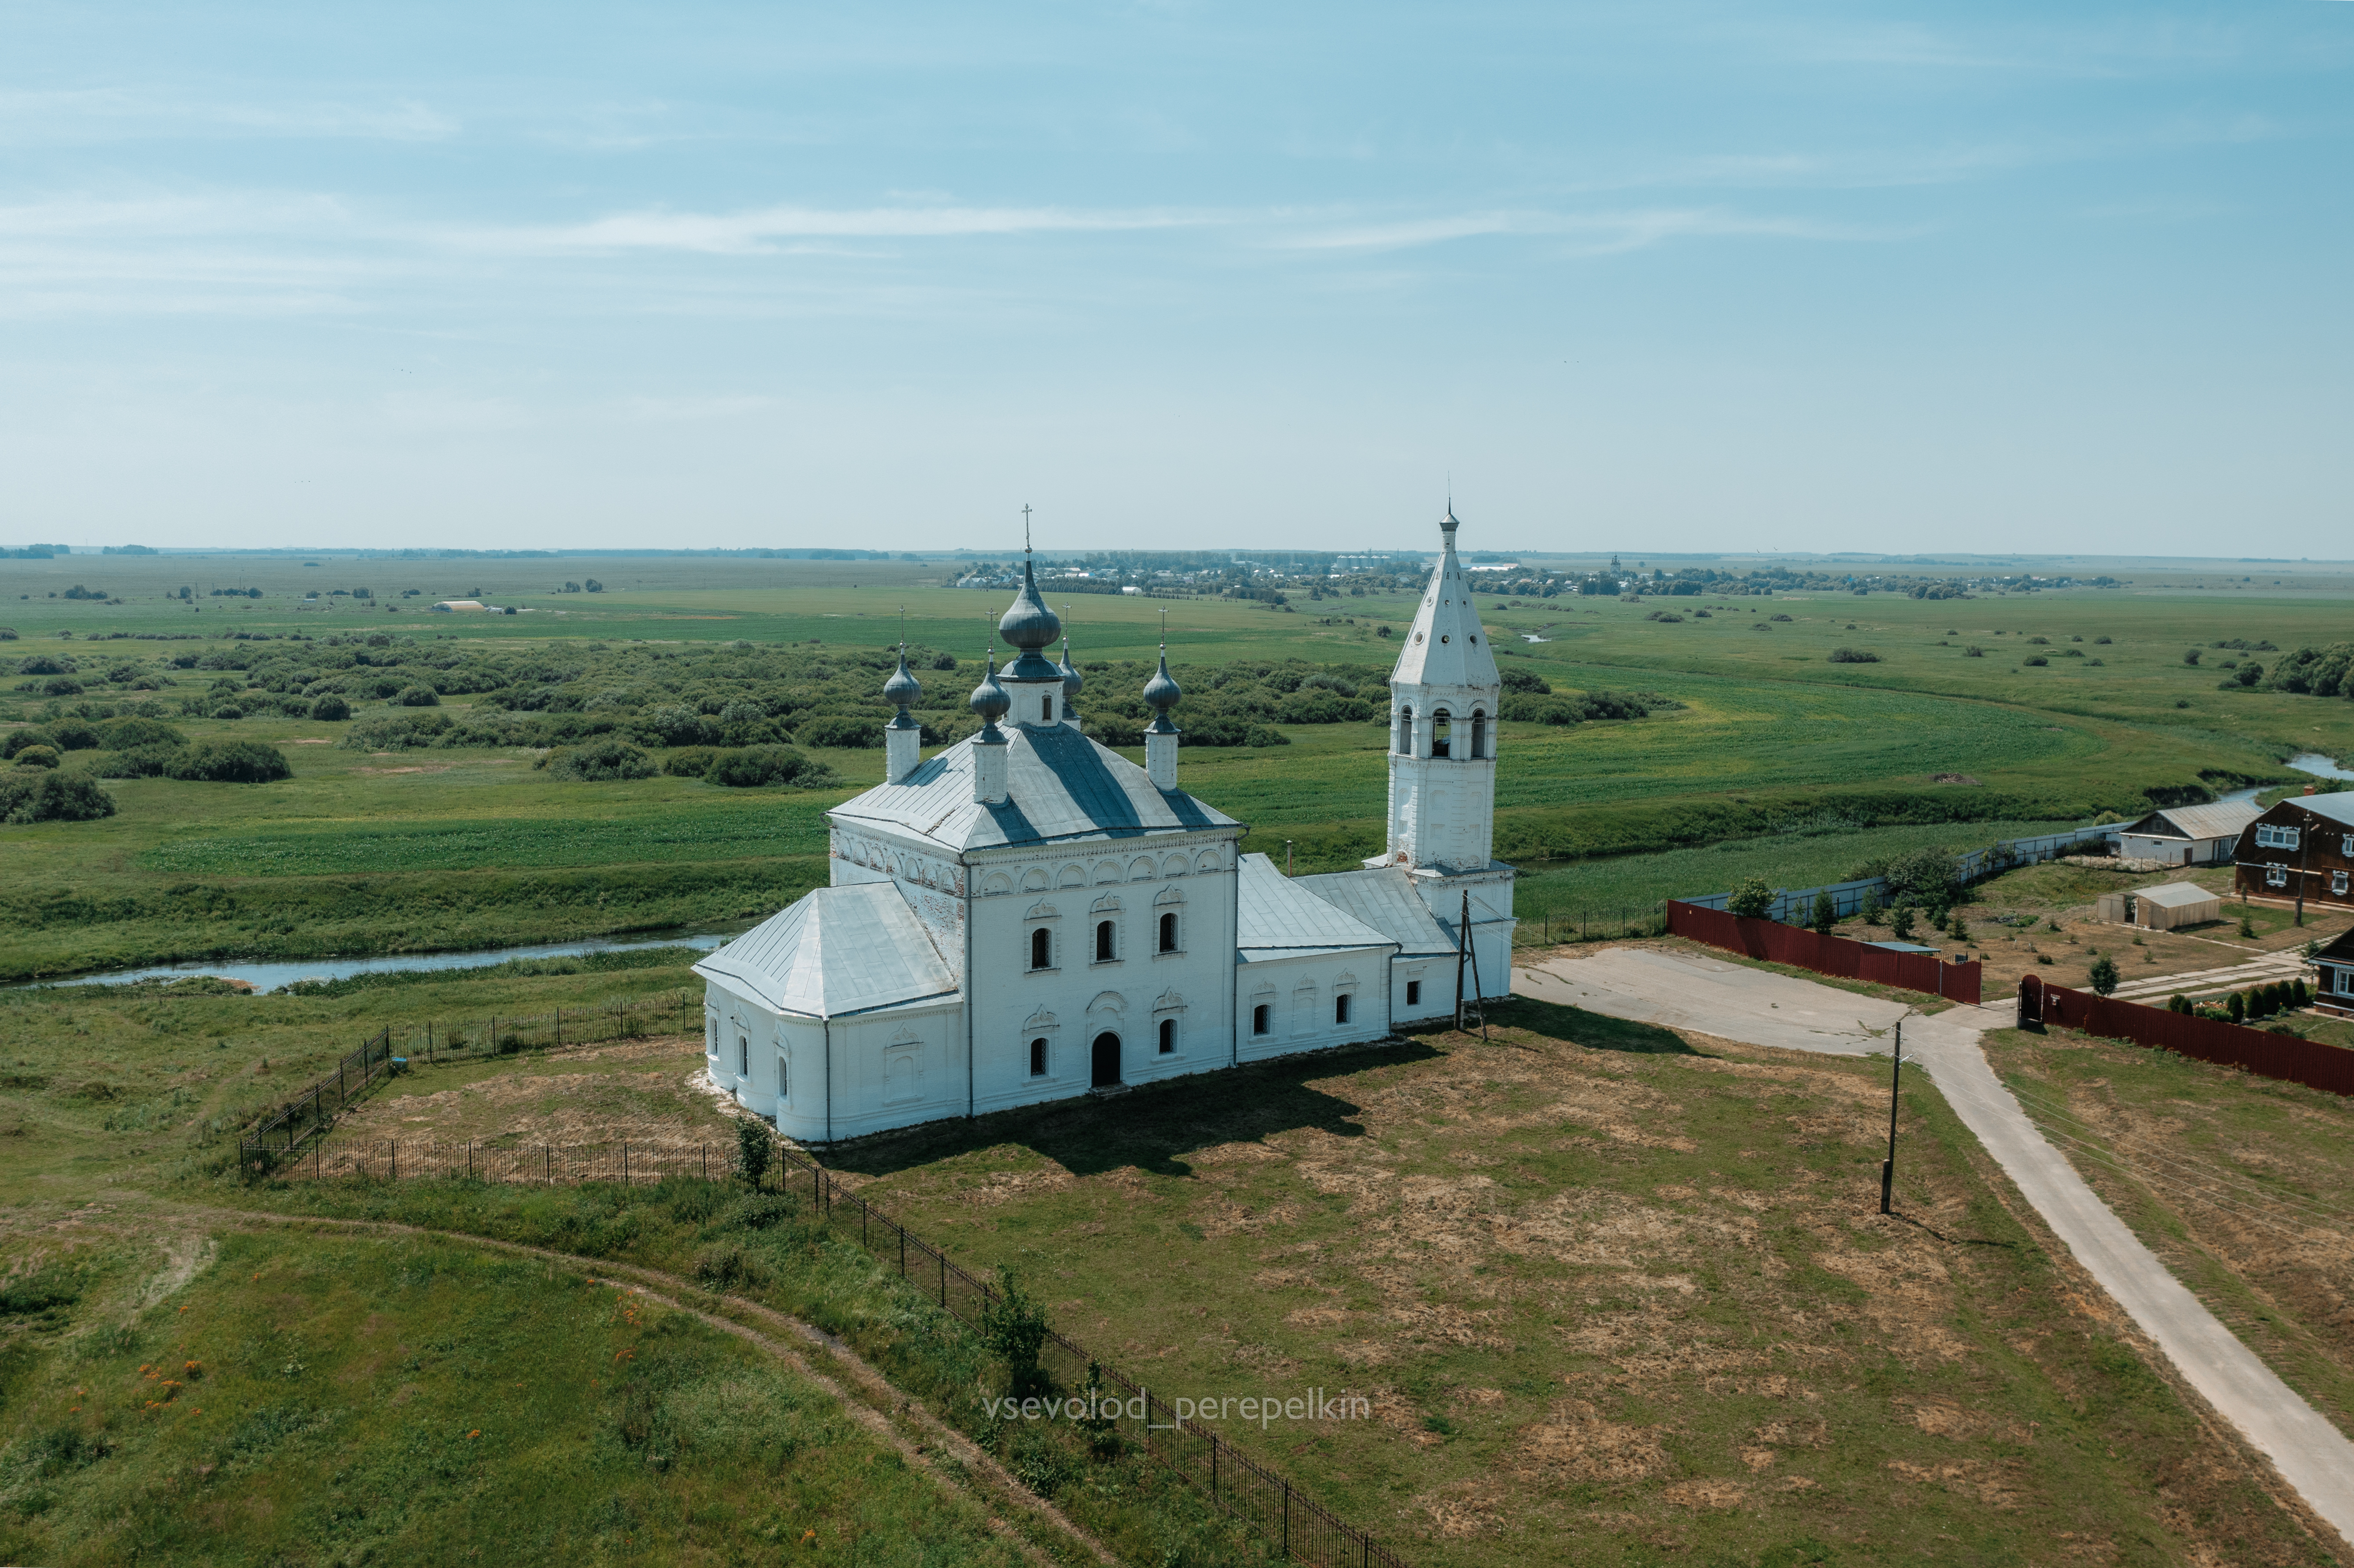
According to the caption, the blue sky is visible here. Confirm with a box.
[2,2,2349,554]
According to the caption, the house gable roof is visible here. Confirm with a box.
[828,722,1240,855]
[1236,854,1396,952]
[1294,866,1459,956]
[2125,801,2263,840]
[693,881,957,1019]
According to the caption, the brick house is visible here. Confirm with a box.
[2232,789,2354,911]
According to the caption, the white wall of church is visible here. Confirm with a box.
[968,835,1240,1111]
[703,981,968,1144]
[1235,952,1390,1062]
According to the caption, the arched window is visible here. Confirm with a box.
[1095,920,1116,962]
[1030,927,1052,970]
[1469,710,1486,760]
[1394,705,1414,754]
[1252,1003,1271,1036]
[1158,1018,1175,1054]
[1159,911,1178,952]
[779,1057,789,1100]
[1029,1037,1048,1076]
[1431,710,1452,759]
[738,1036,749,1076]
[1334,994,1352,1025]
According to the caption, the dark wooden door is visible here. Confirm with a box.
[1091,1032,1121,1087]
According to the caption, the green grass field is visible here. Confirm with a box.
[8,548,2349,982]
[0,1227,1030,1568]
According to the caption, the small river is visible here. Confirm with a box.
[22,756,2347,994]
[26,931,737,994]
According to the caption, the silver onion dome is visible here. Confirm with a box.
[884,647,922,729]
[998,558,1064,681]
[1143,645,1181,734]
[967,651,1010,726]
[1057,636,1083,700]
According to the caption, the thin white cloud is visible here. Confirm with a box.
[1276,207,1905,256]
[459,203,1214,256]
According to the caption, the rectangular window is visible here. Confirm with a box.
[2343,834,2354,858]
[1405,980,1421,1007]
[2257,823,2301,851]
[1335,994,1351,1025]
[707,1020,718,1056]
[2340,969,2354,996]
[739,1036,750,1075]
[1043,695,1054,723]
[2267,863,2289,887]
[2335,870,2350,896]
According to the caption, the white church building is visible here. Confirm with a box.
[695,509,1517,1144]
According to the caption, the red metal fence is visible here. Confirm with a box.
[1666,900,1982,1005]
[2019,975,2354,1096]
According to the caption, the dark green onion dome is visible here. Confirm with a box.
[1143,645,1181,734]
[967,652,1010,725]
[883,648,922,728]
[997,558,1064,681]
[1057,636,1083,700]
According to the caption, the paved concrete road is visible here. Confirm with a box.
[1516,945,1908,1055]
[1519,948,2354,1550]
[2110,951,2311,1003]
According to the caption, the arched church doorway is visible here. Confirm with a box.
[1091,1032,1121,1088]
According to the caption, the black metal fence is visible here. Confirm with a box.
[236,992,700,1173]
[764,1142,1412,1568]
[280,1127,1409,1567]
[1512,902,1668,948]
[239,1026,399,1170]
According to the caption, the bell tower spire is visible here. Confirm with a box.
[1378,502,1500,872]
[1371,502,1516,1001]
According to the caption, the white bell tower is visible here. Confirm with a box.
[1368,505,1516,996]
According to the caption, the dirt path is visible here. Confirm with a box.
[1520,947,2354,1554]
[146,1199,1118,1568]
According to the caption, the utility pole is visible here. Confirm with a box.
[1454,888,1472,1032]
[1880,1019,1904,1215]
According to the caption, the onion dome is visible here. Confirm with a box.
[883,647,922,730]
[1057,636,1083,701]
[998,558,1064,681]
[1143,645,1182,734]
[967,650,1010,731]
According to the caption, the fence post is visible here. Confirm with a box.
[1284,1485,1291,1559]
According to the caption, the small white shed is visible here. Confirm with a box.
[2097,881,2222,931]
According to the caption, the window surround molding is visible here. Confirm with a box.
[2266,862,2290,887]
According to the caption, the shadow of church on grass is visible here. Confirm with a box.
[823,1036,1441,1182]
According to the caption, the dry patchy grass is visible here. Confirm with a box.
[812,999,2332,1567]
